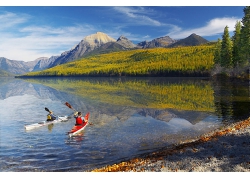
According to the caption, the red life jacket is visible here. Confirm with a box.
[76,116,83,125]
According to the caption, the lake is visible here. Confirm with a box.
[0,76,249,172]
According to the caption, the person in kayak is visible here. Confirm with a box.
[47,111,56,121]
[74,111,86,125]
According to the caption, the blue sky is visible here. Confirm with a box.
[0,1,247,61]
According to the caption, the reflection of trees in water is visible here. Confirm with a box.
[212,76,250,124]
[25,77,215,112]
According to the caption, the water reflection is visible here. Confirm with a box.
[25,77,215,111]
[48,124,54,132]
[65,133,85,149]
[0,77,249,171]
[1,77,249,126]
[212,76,250,123]
[15,76,249,123]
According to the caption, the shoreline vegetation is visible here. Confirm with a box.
[90,117,250,172]
[14,44,249,80]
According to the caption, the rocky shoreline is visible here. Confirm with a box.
[90,117,250,172]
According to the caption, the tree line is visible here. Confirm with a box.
[19,45,215,77]
[213,6,250,78]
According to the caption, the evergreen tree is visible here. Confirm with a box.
[240,6,250,65]
[221,26,233,68]
[214,38,222,65]
[232,21,242,67]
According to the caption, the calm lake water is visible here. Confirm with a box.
[0,76,249,172]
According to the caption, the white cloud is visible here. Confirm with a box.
[0,12,29,30]
[113,6,162,26]
[0,9,243,62]
[167,17,241,39]
[0,12,97,61]
[112,7,241,42]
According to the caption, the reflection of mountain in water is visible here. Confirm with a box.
[137,108,210,125]
[1,78,215,126]
[4,76,249,127]
[0,78,65,101]
[0,78,86,117]
[138,109,176,122]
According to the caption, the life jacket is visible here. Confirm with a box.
[47,114,56,121]
[76,116,83,125]
[47,114,52,120]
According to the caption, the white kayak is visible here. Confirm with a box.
[24,116,68,131]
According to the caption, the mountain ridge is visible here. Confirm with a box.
[137,36,177,48]
[0,32,209,76]
[169,33,209,47]
[48,32,117,67]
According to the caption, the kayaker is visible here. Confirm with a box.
[74,111,86,125]
[47,111,56,121]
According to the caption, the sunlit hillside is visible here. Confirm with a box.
[20,45,215,77]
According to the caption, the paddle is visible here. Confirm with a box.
[64,102,93,125]
[45,107,50,113]
[65,102,77,112]
[45,107,56,114]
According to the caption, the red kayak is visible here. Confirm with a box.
[68,112,90,137]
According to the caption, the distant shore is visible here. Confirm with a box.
[90,117,250,172]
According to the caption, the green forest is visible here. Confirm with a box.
[20,45,215,77]
[213,6,250,79]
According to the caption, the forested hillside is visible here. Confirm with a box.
[213,6,250,80]
[20,45,215,77]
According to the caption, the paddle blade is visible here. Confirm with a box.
[65,102,72,109]
[45,107,50,112]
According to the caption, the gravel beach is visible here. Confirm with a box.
[90,117,250,172]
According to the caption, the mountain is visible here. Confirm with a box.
[116,35,137,48]
[169,33,209,47]
[0,56,58,75]
[83,42,127,57]
[0,69,14,77]
[1,32,211,75]
[137,36,177,48]
[25,58,41,71]
[48,33,177,68]
[32,56,59,71]
[49,32,116,67]
[83,35,137,57]
[0,57,32,74]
